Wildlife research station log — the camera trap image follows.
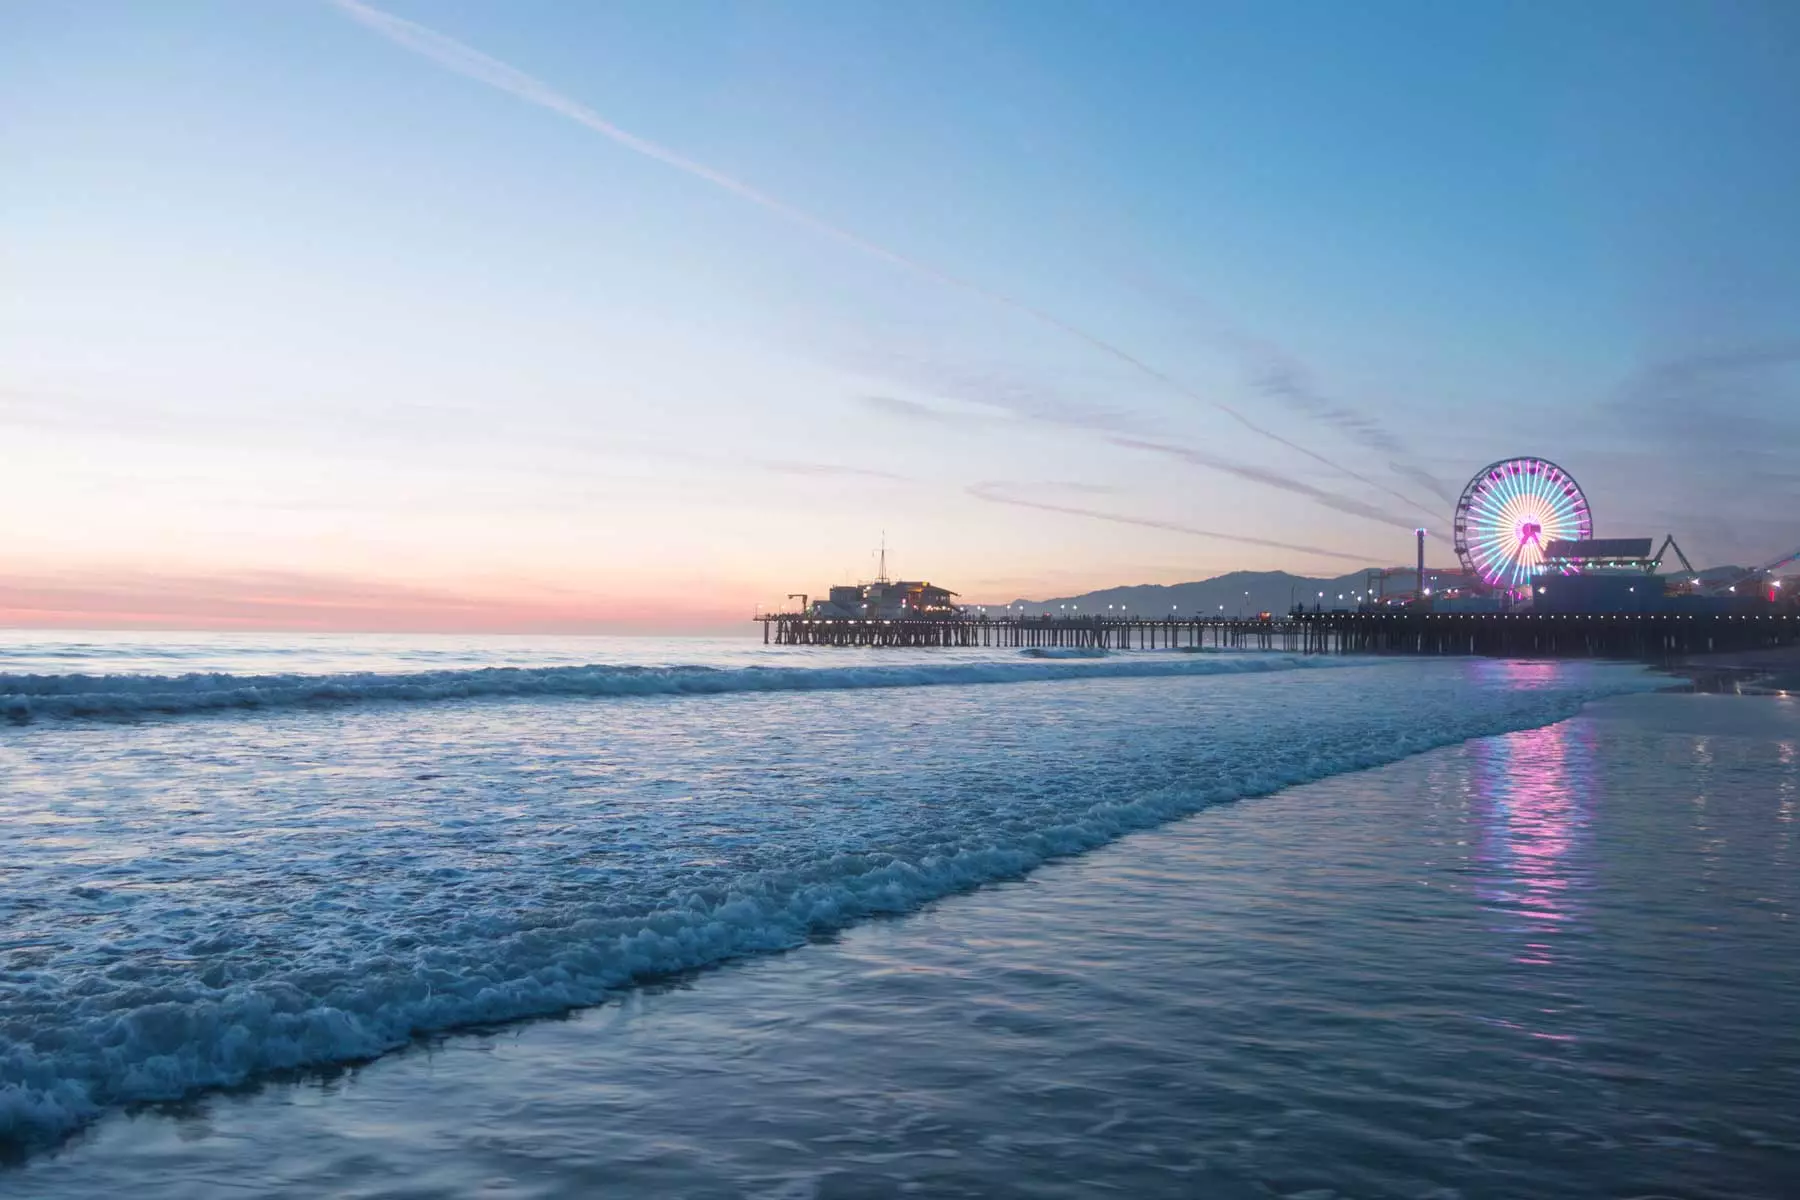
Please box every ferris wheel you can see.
[1453,457,1592,591]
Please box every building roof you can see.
[1543,538,1655,560]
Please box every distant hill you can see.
[1005,570,1401,617]
[1003,563,1752,616]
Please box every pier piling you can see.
[755,612,1796,659]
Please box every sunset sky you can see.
[4,1,1797,631]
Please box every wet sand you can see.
[1674,642,1800,694]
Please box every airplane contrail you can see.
[1107,435,1446,539]
[333,0,1439,526]
[967,483,1374,563]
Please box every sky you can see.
[3,0,1797,632]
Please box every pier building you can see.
[807,579,959,620]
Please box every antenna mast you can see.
[878,531,888,583]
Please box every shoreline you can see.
[1669,643,1800,695]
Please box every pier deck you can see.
[757,611,1798,659]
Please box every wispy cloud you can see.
[333,0,1436,524]
[1244,352,1456,506]
[1388,461,1458,506]
[856,394,967,424]
[966,482,1373,563]
[1599,340,1800,561]
[1242,348,1401,453]
[757,460,908,481]
[851,354,1141,433]
[1106,435,1442,537]
[1120,274,1457,507]
[1030,481,1121,495]
[1138,281,1456,504]
[850,357,1439,539]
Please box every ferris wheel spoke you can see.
[1453,457,1589,596]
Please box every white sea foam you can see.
[2,653,1357,723]
[0,656,1661,1150]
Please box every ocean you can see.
[3,633,1796,1196]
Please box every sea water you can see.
[5,633,1793,1195]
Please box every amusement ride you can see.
[1452,457,1593,594]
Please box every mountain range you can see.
[1003,565,1749,617]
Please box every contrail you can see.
[332,0,1442,529]
[1106,435,1445,538]
[967,483,1373,563]
[846,354,1450,536]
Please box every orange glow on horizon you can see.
[0,569,757,634]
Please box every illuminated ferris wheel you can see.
[1453,457,1592,591]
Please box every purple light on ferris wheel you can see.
[1453,457,1591,591]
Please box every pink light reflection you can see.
[1469,713,1597,968]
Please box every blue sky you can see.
[2,0,1796,629]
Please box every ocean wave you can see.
[1,654,1358,724]
[0,662,1662,1152]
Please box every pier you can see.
[758,611,1798,659]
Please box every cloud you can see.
[856,394,965,424]
[966,482,1373,563]
[1248,355,1402,453]
[852,355,1142,433]
[1122,275,1455,508]
[1609,341,1800,463]
[334,1,1436,523]
[1388,461,1459,506]
[1105,435,1439,537]
[757,460,907,481]
[1031,481,1120,495]
[1230,342,1455,508]
[1599,340,1800,562]
[852,354,1446,541]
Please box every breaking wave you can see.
[0,658,1662,1153]
[2,654,1358,724]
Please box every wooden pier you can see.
[758,611,1798,659]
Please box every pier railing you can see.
[756,611,1798,658]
